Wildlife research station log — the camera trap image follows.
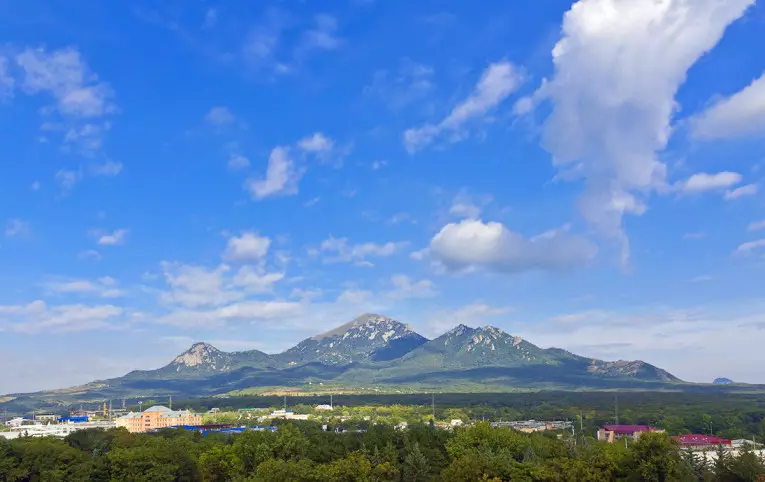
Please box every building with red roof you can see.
[673,434,731,450]
[598,424,664,443]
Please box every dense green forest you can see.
[2,422,765,481]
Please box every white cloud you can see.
[320,236,406,264]
[157,300,303,328]
[388,275,438,299]
[676,172,741,194]
[5,219,30,238]
[300,15,342,51]
[404,61,523,153]
[298,132,334,153]
[97,229,129,246]
[304,197,321,207]
[242,9,288,72]
[159,262,241,308]
[228,154,250,170]
[56,169,81,191]
[78,249,102,261]
[223,232,271,261]
[63,122,111,155]
[364,59,434,110]
[0,56,14,100]
[41,276,124,298]
[725,184,758,200]
[429,219,597,273]
[246,146,301,199]
[90,160,123,177]
[0,300,125,334]
[692,72,765,140]
[205,106,234,125]
[158,259,284,310]
[734,239,765,256]
[387,212,415,225]
[16,47,114,118]
[748,220,765,232]
[532,0,754,267]
[232,266,284,293]
[449,189,491,219]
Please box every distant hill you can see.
[713,377,734,384]
[1,313,685,407]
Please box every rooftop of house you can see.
[674,435,731,445]
[143,405,173,413]
[601,425,659,434]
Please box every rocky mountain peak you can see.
[445,324,472,337]
[312,314,414,342]
[171,342,229,371]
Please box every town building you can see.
[673,434,732,450]
[4,417,26,428]
[34,414,58,422]
[115,405,202,433]
[598,425,664,442]
[314,404,333,411]
[269,409,309,420]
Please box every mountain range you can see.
[2,314,682,407]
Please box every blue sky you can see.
[1,0,765,393]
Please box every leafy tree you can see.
[727,442,765,481]
[402,442,430,482]
[199,445,241,482]
[621,432,693,482]
[251,458,315,482]
[315,452,372,481]
[0,438,18,482]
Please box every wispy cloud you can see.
[404,61,523,153]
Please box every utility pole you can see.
[283,395,287,411]
[330,393,333,410]
[109,400,112,421]
[169,396,172,410]
[615,394,619,425]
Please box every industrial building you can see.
[598,425,664,442]
[673,434,732,450]
[115,405,202,433]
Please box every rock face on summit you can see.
[272,314,428,366]
[168,343,232,372]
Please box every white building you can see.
[315,404,333,411]
[269,409,309,421]
[5,418,26,428]
[34,414,58,422]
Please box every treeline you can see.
[185,391,765,440]
[2,421,765,481]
